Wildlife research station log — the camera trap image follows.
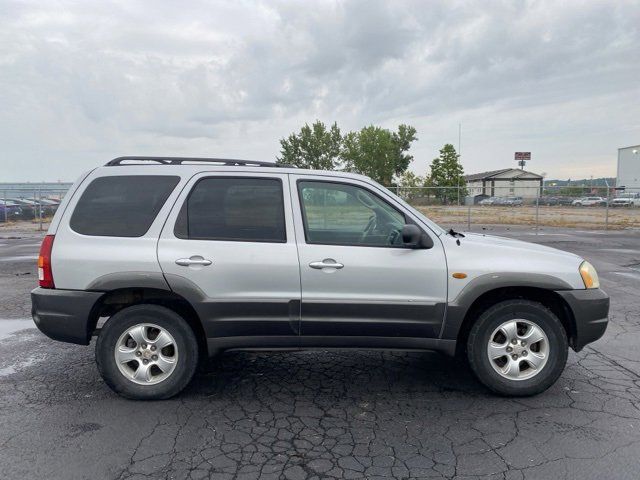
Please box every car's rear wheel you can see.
[96,304,198,400]
[467,299,568,396]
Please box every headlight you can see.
[579,261,600,289]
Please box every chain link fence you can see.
[1,185,70,230]
[389,184,640,231]
[2,182,638,231]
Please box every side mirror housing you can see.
[401,224,434,249]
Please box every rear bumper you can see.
[31,287,103,345]
[556,288,609,351]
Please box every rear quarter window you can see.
[70,175,180,237]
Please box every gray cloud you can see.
[0,0,638,181]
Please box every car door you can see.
[157,172,301,348]
[289,174,448,344]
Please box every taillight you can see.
[38,234,55,288]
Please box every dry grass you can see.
[0,220,50,234]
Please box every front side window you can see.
[298,181,406,247]
[175,177,286,242]
[70,175,180,237]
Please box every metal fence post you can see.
[467,203,471,231]
[38,188,43,231]
[3,191,7,224]
[32,190,37,223]
[535,195,539,235]
[605,184,609,231]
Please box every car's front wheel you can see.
[467,299,568,396]
[96,304,199,400]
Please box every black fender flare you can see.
[441,272,574,340]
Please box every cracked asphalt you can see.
[1,226,639,479]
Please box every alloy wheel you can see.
[487,319,549,381]
[114,323,178,385]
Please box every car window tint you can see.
[175,177,286,242]
[298,181,406,247]
[70,175,179,237]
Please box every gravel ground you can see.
[0,226,639,479]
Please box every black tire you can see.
[467,299,568,396]
[96,304,199,400]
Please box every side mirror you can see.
[401,224,433,249]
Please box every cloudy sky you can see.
[1,0,639,182]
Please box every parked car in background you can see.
[7,198,36,219]
[8,198,56,217]
[8,197,37,206]
[479,197,522,206]
[539,196,559,206]
[611,193,640,207]
[572,197,606,207]
[0,200,23,222]
[541,196,575,206]
[557,197,576,206]
[502,196,523,206]
[540,196,576,206]
[479,196,500,205]
[38,198,61,214]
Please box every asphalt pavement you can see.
[1,226,639,479]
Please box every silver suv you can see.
[31,157,609,399]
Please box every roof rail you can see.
[105,156,294,168]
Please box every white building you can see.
[617,145,640,190]
[465,168,543,199]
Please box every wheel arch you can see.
[450,286,577,356]
[442,272,578,355]
[88,287,208,359]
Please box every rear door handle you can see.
[175,256,212,267]
[309,259,344,270]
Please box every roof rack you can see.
[105,156,294,168]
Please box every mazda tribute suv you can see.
[31,157,609,399]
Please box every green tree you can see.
[396,171,426,202]
[429,144,466,204]
[278,120,342,169]
[559,186,587,197]
[341,124,417,185]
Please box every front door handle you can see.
[309,259,344,270]
[175,256,212,267]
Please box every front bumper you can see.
[556,288,609,351]
[31,287,103,345]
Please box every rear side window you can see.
[174,177,286,242]
[70,175,180,237]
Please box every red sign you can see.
[515,152,531,161]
